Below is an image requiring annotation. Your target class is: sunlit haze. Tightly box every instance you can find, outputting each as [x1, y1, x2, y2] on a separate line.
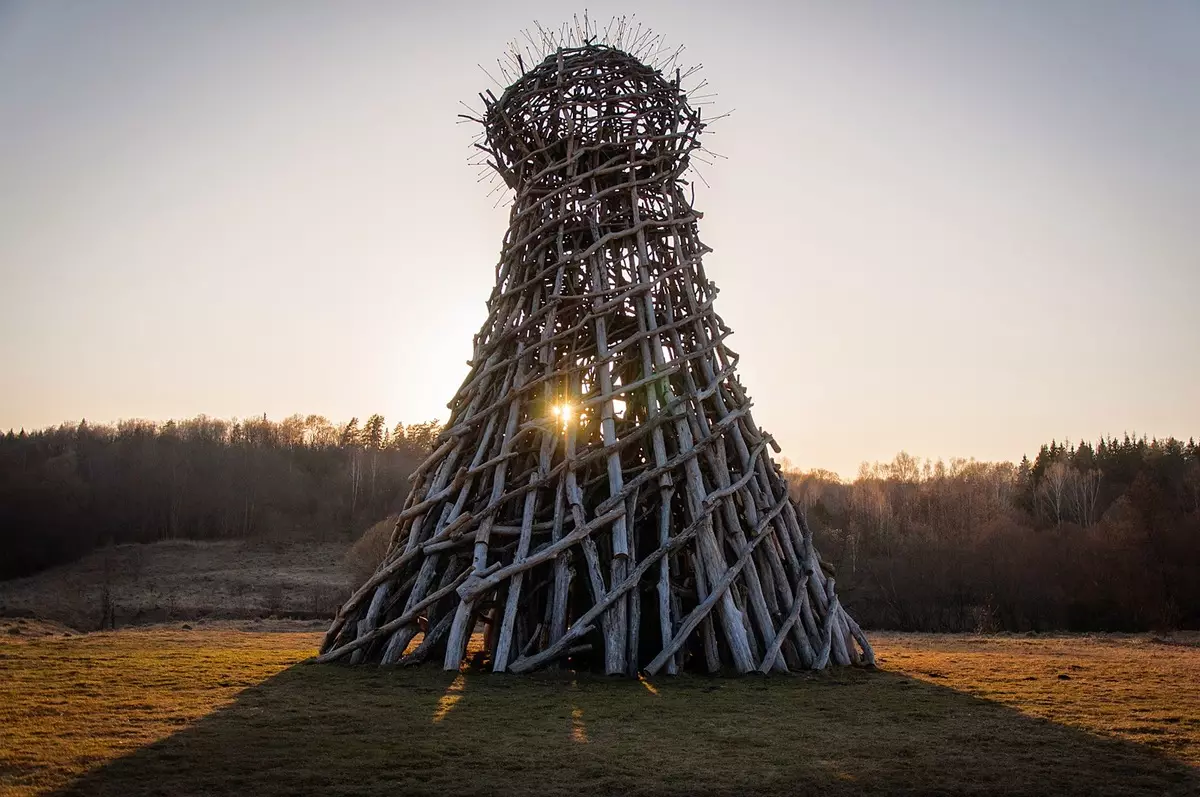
[2, 0, 1197, 477]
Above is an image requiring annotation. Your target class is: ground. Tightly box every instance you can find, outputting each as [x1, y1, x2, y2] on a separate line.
[1, 628, 1196, 796]
[0, 541, 350, 628]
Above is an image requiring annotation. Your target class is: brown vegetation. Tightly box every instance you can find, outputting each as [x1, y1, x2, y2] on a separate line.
[787, 437, 1200, 632]
[343, 516, 395, 588]
[0, 540, 350, 629]
[2, 630, 1196, 796]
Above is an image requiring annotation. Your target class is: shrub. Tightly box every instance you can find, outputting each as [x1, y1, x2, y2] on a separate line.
[344, 516, 397, 587]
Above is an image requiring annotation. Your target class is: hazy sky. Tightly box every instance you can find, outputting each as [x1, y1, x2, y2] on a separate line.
[2, 1, 1197, 476]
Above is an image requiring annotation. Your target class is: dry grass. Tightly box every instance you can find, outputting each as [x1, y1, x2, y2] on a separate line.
[0, 618, 79, 640]
[1, 631, 1196, 796]
[879, 632, 1200, 767]
[0, 541, 350, 629]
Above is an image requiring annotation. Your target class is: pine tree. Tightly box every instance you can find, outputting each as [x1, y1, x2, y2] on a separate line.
[362, 415, 386, 450]
[339, 417, 361, 448]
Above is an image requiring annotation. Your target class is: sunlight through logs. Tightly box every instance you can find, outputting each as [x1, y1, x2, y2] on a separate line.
[570, 706, 588, 744]
[432, 674, 465, 724]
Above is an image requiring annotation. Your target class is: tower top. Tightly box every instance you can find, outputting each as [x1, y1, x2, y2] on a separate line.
[483, 45, 703, 191]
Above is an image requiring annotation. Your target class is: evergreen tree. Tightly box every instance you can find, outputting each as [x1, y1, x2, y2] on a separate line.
[362, 415, 386, 450]
[339, 417, 361, 448]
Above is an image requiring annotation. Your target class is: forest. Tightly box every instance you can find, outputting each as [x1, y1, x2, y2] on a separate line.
[0, 414, 437, 579]
[787, 437, 1200, 632]
[2, 416, 1196, 632]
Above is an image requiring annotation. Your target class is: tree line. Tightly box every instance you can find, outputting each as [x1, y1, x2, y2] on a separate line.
[0, 414, 440, 579]
[3, 418, 1197, 632]
[787, 435, 1200, 632]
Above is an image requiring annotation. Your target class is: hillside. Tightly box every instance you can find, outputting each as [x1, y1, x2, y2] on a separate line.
[0, 539, 353, 630]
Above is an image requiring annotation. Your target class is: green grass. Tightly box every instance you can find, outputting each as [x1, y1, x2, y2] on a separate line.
[1, 630, 1197, 796]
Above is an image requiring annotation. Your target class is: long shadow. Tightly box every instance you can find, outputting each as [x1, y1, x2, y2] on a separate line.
[56, 664, 1198, 797]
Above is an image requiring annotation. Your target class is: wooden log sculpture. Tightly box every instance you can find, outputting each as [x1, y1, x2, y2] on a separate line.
[320, 39, 874, 674]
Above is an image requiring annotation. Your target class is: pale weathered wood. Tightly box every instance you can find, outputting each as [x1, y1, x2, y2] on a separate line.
[319, 39, 869, 675]
[757, 577, 809, 673]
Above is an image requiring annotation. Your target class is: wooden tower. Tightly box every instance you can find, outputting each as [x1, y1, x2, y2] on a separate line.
[320, 36, 873, 675]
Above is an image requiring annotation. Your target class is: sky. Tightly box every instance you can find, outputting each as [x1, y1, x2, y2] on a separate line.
[1, 1, 1197, 477]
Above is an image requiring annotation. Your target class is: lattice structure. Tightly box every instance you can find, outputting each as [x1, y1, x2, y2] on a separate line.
[320, 41, 873, 674]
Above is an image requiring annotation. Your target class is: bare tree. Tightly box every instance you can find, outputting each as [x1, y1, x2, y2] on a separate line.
[1039, 461, 1070, 526]
[1070, 468, 1102, 527]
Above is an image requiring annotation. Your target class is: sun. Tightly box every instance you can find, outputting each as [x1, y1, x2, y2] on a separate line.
[551, 402, 577, 428]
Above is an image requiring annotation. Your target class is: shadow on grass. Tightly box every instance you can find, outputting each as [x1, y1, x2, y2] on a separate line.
[56, 664, 1198, 797]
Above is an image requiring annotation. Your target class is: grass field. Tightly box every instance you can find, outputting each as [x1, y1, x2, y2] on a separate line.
[1, 627, 1197, 796]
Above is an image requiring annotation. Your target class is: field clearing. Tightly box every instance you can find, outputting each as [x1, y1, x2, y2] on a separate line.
[0, 541, 350, 629]
[1, 629, 1196, 796]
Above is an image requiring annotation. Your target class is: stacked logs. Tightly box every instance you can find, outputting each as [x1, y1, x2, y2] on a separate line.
[320, 44, 873, 674]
